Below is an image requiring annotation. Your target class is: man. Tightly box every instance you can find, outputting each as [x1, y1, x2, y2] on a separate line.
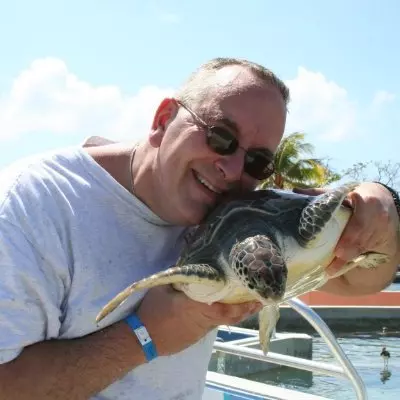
[0, 58, 398, 400]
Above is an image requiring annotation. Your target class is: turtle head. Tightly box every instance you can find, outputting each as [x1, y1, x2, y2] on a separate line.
[230, 235, 288, 303]
[228, 183, 358, 304]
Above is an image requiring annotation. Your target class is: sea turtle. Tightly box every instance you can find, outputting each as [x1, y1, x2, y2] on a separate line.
[95, 182, 388, 353]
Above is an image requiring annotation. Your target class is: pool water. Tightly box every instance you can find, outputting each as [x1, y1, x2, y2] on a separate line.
[247, 333, 400, 400]
[385, 282, 400, 291]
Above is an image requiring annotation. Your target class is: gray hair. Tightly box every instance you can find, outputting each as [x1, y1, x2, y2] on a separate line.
[175, 57, 290, 109]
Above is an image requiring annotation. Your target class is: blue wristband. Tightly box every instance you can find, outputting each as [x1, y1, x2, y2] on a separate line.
[125, 314, 158, 362]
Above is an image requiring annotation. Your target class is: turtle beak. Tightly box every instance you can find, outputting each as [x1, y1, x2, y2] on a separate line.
[249, 267, 286, 301]
[246, 251, 287, 301]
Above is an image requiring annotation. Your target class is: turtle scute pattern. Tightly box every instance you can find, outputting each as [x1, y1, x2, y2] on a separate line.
[182, 190, 291, 252]
[179, 264, 224, 281]
[230, 234, 288, 301]
[299, 184, 354, 243]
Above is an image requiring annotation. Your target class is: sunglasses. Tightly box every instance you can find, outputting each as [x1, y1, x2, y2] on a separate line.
[176, 100, 275, 181]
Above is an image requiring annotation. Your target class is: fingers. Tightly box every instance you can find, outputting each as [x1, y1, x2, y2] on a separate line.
[326, 256, 346, 276]
[139, 286, 265, 357]
[327, 187, 395, 276]
[205, 301, 263, 325]
[159, 285, 263, 326]
[333, 192, 373, 260]
[183, 296, 263, 326]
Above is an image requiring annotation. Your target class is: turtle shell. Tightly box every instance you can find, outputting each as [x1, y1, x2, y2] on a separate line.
[179, 189, 311, 265]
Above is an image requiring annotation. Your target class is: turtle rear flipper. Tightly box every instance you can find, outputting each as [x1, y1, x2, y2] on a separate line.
[96, 264, 225, 322]
[329, 252, 390, 279]
[256, 252, 389, 354]
[259, 304, 280, 354]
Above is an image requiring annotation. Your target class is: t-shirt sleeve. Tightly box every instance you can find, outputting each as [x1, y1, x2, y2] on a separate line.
[0, 219, 66, 364]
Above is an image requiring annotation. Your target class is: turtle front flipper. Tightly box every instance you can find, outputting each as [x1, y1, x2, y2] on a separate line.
[96, 264, 225, 323]
[298, 183, 358, 247]
[258, 304, 280, 354]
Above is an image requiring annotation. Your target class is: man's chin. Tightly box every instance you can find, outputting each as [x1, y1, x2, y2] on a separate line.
[214, 188, 250, 204]
[181, 202, 215, 226]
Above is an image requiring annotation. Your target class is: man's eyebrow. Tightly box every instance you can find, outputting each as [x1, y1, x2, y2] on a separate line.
[217, 117, 240, 134]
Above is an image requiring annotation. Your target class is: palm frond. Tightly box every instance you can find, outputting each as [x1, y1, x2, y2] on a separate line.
[260, 131, 341, 189]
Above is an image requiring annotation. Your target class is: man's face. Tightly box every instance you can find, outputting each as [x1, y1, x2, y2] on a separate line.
[149, 67, 287, 226]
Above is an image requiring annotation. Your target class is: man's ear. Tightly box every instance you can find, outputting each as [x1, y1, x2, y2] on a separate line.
[149, 98, 179, 148]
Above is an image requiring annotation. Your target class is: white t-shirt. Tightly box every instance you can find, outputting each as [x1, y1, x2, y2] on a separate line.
[0, 146, 217, 399]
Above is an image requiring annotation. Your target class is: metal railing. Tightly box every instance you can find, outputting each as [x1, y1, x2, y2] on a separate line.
[287, 298, 367, 399]
[212, 297, 367, 400]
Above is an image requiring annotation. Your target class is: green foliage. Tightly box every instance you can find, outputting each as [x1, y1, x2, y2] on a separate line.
[259, 132, 341, 189]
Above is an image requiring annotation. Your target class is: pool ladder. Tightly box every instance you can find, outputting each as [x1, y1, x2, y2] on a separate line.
[213, 297, 368, 400]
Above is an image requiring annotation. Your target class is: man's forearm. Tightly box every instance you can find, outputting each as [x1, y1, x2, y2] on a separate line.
[0, 321, 146, 400]
[321, 256, 398, 296]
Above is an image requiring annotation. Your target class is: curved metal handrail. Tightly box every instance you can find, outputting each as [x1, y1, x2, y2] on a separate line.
[286, 297, 367, 400]
[212, 297, 368, 400]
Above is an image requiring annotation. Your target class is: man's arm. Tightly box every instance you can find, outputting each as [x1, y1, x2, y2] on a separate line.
[320, 255, 398, 296]
[295, 182, 400, 297]
[321, 182, 400, 296]
[0, 321, 145, 400]
[0, 286, 261, 400]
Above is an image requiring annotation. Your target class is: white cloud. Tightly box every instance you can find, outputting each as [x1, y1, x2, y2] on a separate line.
[0, 57, 174, 141]
[284, 67, 358, 142]
[0, 59, 394, 147]
[371, 90, 396, 109]
[284, 67, 397, 143]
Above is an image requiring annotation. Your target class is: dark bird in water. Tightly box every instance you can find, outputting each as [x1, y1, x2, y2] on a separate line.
[380, 369, 392, 384]
[380, 346, 391, 369]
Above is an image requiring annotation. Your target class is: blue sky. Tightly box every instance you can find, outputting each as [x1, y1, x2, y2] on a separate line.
[0, 0, 399, 179]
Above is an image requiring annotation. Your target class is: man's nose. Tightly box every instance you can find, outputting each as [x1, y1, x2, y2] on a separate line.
[214, 151, 245, 182]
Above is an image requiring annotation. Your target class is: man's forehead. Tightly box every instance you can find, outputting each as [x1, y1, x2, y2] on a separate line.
[203, 78, 284, 111]
[202, 85, 285, 125]
[210, 65, 261, 87]
[199, 85, 285, 151]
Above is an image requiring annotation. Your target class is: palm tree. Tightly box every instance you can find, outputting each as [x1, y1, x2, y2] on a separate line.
[260, 132, 340, 189]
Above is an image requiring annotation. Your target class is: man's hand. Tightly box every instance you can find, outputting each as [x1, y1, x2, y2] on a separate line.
[294, 182, 400, 295]
[327, 182, 399, 275]
[0, 284, 262, 400]
[137, 285, 262, 356]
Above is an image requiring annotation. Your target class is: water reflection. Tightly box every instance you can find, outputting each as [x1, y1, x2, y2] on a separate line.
[380, 369, 392, 384]
[242, 333, 399, 400]
[247, 367, 314, 389]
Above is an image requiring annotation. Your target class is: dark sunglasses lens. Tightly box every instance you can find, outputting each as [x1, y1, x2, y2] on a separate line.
[207, 127, 238, 155]
[244, 151, 275, 180]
